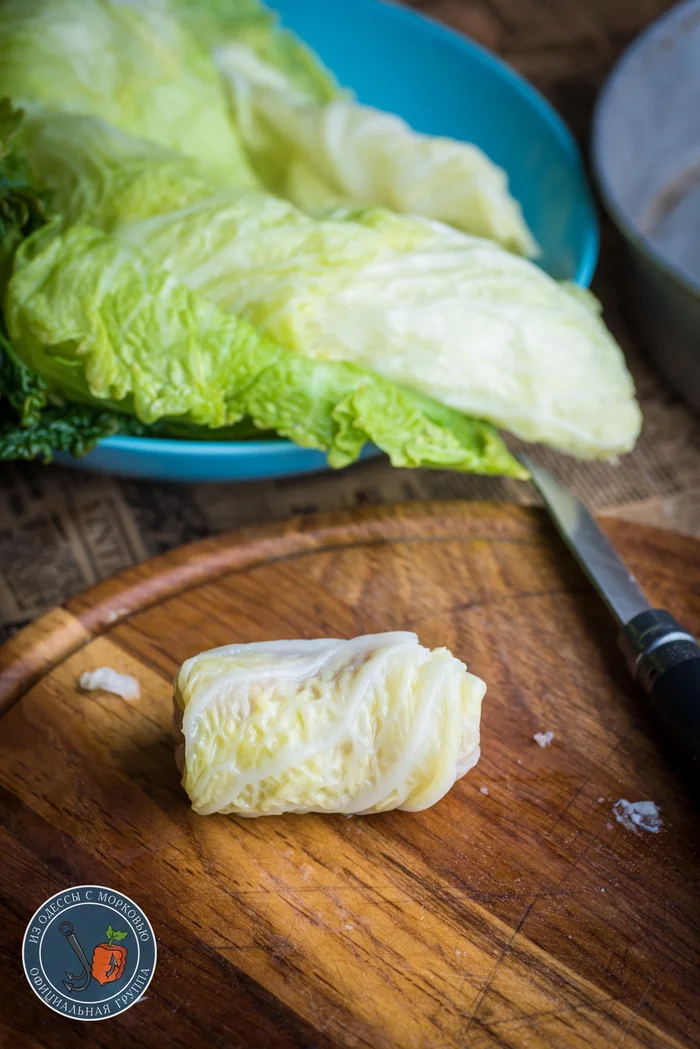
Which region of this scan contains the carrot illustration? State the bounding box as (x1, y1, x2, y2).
(91, 925, 128, 985)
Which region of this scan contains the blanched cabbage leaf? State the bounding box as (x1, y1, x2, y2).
(125, 206, 640, 457)
(216, 42, 538, 255)
(0, 0, 256, 185)
(5, 221, 523, 473)
(174, 634, 485, 816)
(168, 0, 339, 103)
(164, 0, 535, 253)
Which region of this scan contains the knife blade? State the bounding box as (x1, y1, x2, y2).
(520, 456, 650, 625)
(521, 455, 700, 772)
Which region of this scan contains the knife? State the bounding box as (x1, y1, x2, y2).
(521, 455, 700, 770)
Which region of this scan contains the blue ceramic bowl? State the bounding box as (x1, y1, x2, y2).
(57, 0, 598, 483)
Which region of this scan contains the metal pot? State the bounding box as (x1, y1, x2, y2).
(592, 0, 700, 411)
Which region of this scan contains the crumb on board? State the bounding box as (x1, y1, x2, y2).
(533, 731, 554, 748)
(597, 797, 605, 803)
(613, 799, 662, 834)
(78, 667, 140, 700)
(479, 786, 489, 796)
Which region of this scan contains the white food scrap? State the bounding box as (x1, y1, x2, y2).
(479, 786, 489, 795)
(612, 799, 662, 834)
(533, 731, 554, 748)
(79, 667, 140, 700)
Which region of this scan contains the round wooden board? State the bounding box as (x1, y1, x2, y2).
(1, 502, 699, 1049)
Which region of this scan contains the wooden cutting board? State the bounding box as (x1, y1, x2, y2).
(1, 501, 699, 1049)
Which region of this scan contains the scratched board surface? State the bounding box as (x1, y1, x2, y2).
(0, 502, 698, 1048)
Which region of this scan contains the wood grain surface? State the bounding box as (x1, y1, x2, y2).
(1, 501, 699, 1049)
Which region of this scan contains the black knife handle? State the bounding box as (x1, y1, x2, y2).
(619, 609, 700, 768)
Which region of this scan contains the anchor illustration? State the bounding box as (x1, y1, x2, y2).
(59, 921, 92, 992)
(59, 921, 129, 991)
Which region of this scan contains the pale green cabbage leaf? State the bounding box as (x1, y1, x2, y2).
(174, 634, 485, 816)
(0, 0, 256, 185)
(164, 0, 536, 253)
(5, 220, 523, 473)
(216, 42, 538, 255)
(23, 114, 641, 457)
(167, 0, 340, 102)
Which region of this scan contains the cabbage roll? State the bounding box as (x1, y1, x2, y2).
(174, 633, 485, 816)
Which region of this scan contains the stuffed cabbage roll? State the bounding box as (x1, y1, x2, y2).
(174, 633, 485, 817)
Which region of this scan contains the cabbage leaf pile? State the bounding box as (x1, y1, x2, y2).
(0, 0, 641, 468)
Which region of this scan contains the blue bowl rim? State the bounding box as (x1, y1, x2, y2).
(98, 432, 321, 456)
(591, 0, 700, 302)
(99, 0, 599, 459)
